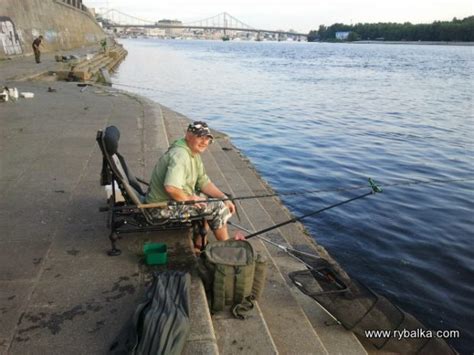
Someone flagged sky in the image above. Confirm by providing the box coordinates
[83,0,473,33]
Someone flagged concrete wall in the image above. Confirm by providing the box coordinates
[0,0,105,58]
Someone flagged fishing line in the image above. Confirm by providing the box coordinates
[108,82,473,198]
[222,177,474,203]
[228,177,473,218]
[139,176,473,209]
[112,81,176,96]
[383,177,473,189]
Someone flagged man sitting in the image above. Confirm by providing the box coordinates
[145,121,243,250]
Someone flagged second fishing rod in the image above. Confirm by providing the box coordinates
[238,178,382,240]
[138,176,472,210]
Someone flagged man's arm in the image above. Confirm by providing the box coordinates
[201,182,236,214]
[164,185,207,208]
[164,185,199,201]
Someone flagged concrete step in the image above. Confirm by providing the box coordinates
[151,105,222,354]
[56,47,126,81]
[74,52,108,70]
[160,107,280,354]
[182,275,219,355]
[203,140,330,355]
[169,110,367,354]
[207,130,368,355]
[56,55,110,81]
[161,109,333,354]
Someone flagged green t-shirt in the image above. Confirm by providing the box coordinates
[145,138,210,203]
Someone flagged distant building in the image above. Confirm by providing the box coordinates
[147,28,166,37]
[335,31,350,40]
[156,19,183,37]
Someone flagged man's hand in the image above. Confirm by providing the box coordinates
[189,195,207,209]
[234,231,246,240]
[224,200,236,214]
[165,185,207,208]
[201,182,236,214]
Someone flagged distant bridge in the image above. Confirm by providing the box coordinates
[98,10,307,39]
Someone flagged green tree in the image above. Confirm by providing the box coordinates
[347,32,360,41]
[308,16,474,42]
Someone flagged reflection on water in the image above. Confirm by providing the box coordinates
[115,39,474,352]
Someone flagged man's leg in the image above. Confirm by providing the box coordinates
[164,200,232,246]
[34,50,41,63]
[213,225,229,241]
[205,201,232,241]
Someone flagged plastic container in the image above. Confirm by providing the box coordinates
[0,89,8,102]
[8,88,18,100]
[143,243,168,265]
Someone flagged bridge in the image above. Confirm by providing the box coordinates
[97,10,307,40]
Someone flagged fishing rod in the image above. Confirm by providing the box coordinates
[112,81,176,96]
[138,176,472,209]
[244,178,382,240]
[228,221,321,266]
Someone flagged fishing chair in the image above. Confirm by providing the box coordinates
[96,125,209,256]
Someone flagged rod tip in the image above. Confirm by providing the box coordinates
[368,178,383,193]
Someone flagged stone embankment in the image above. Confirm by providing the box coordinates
[0,41,127,84]
[56,43,128,81]
[0,45,369,354]
[1,0,105,59]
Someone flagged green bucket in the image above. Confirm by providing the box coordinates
[143,243,168,265]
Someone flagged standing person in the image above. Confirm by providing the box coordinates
[100,38,107,53]
[32,35,43,63]
[145,121,244,249]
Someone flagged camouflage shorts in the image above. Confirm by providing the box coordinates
[149,200,231,231]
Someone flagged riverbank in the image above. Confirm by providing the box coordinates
[0,47,370,354]
[353,40,474,46]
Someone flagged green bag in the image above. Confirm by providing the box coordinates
[198,240,268,319]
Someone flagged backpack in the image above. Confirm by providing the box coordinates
[198,240,268,319]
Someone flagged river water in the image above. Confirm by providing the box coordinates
[113,39,473,352]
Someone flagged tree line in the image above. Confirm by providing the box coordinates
[308,16,474,42]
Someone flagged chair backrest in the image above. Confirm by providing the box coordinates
[97,126,146,206]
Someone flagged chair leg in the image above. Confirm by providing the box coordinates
[192,219,208,252]
[107,231,122,256]
[199,222,208,252]
[107,211,123,256]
